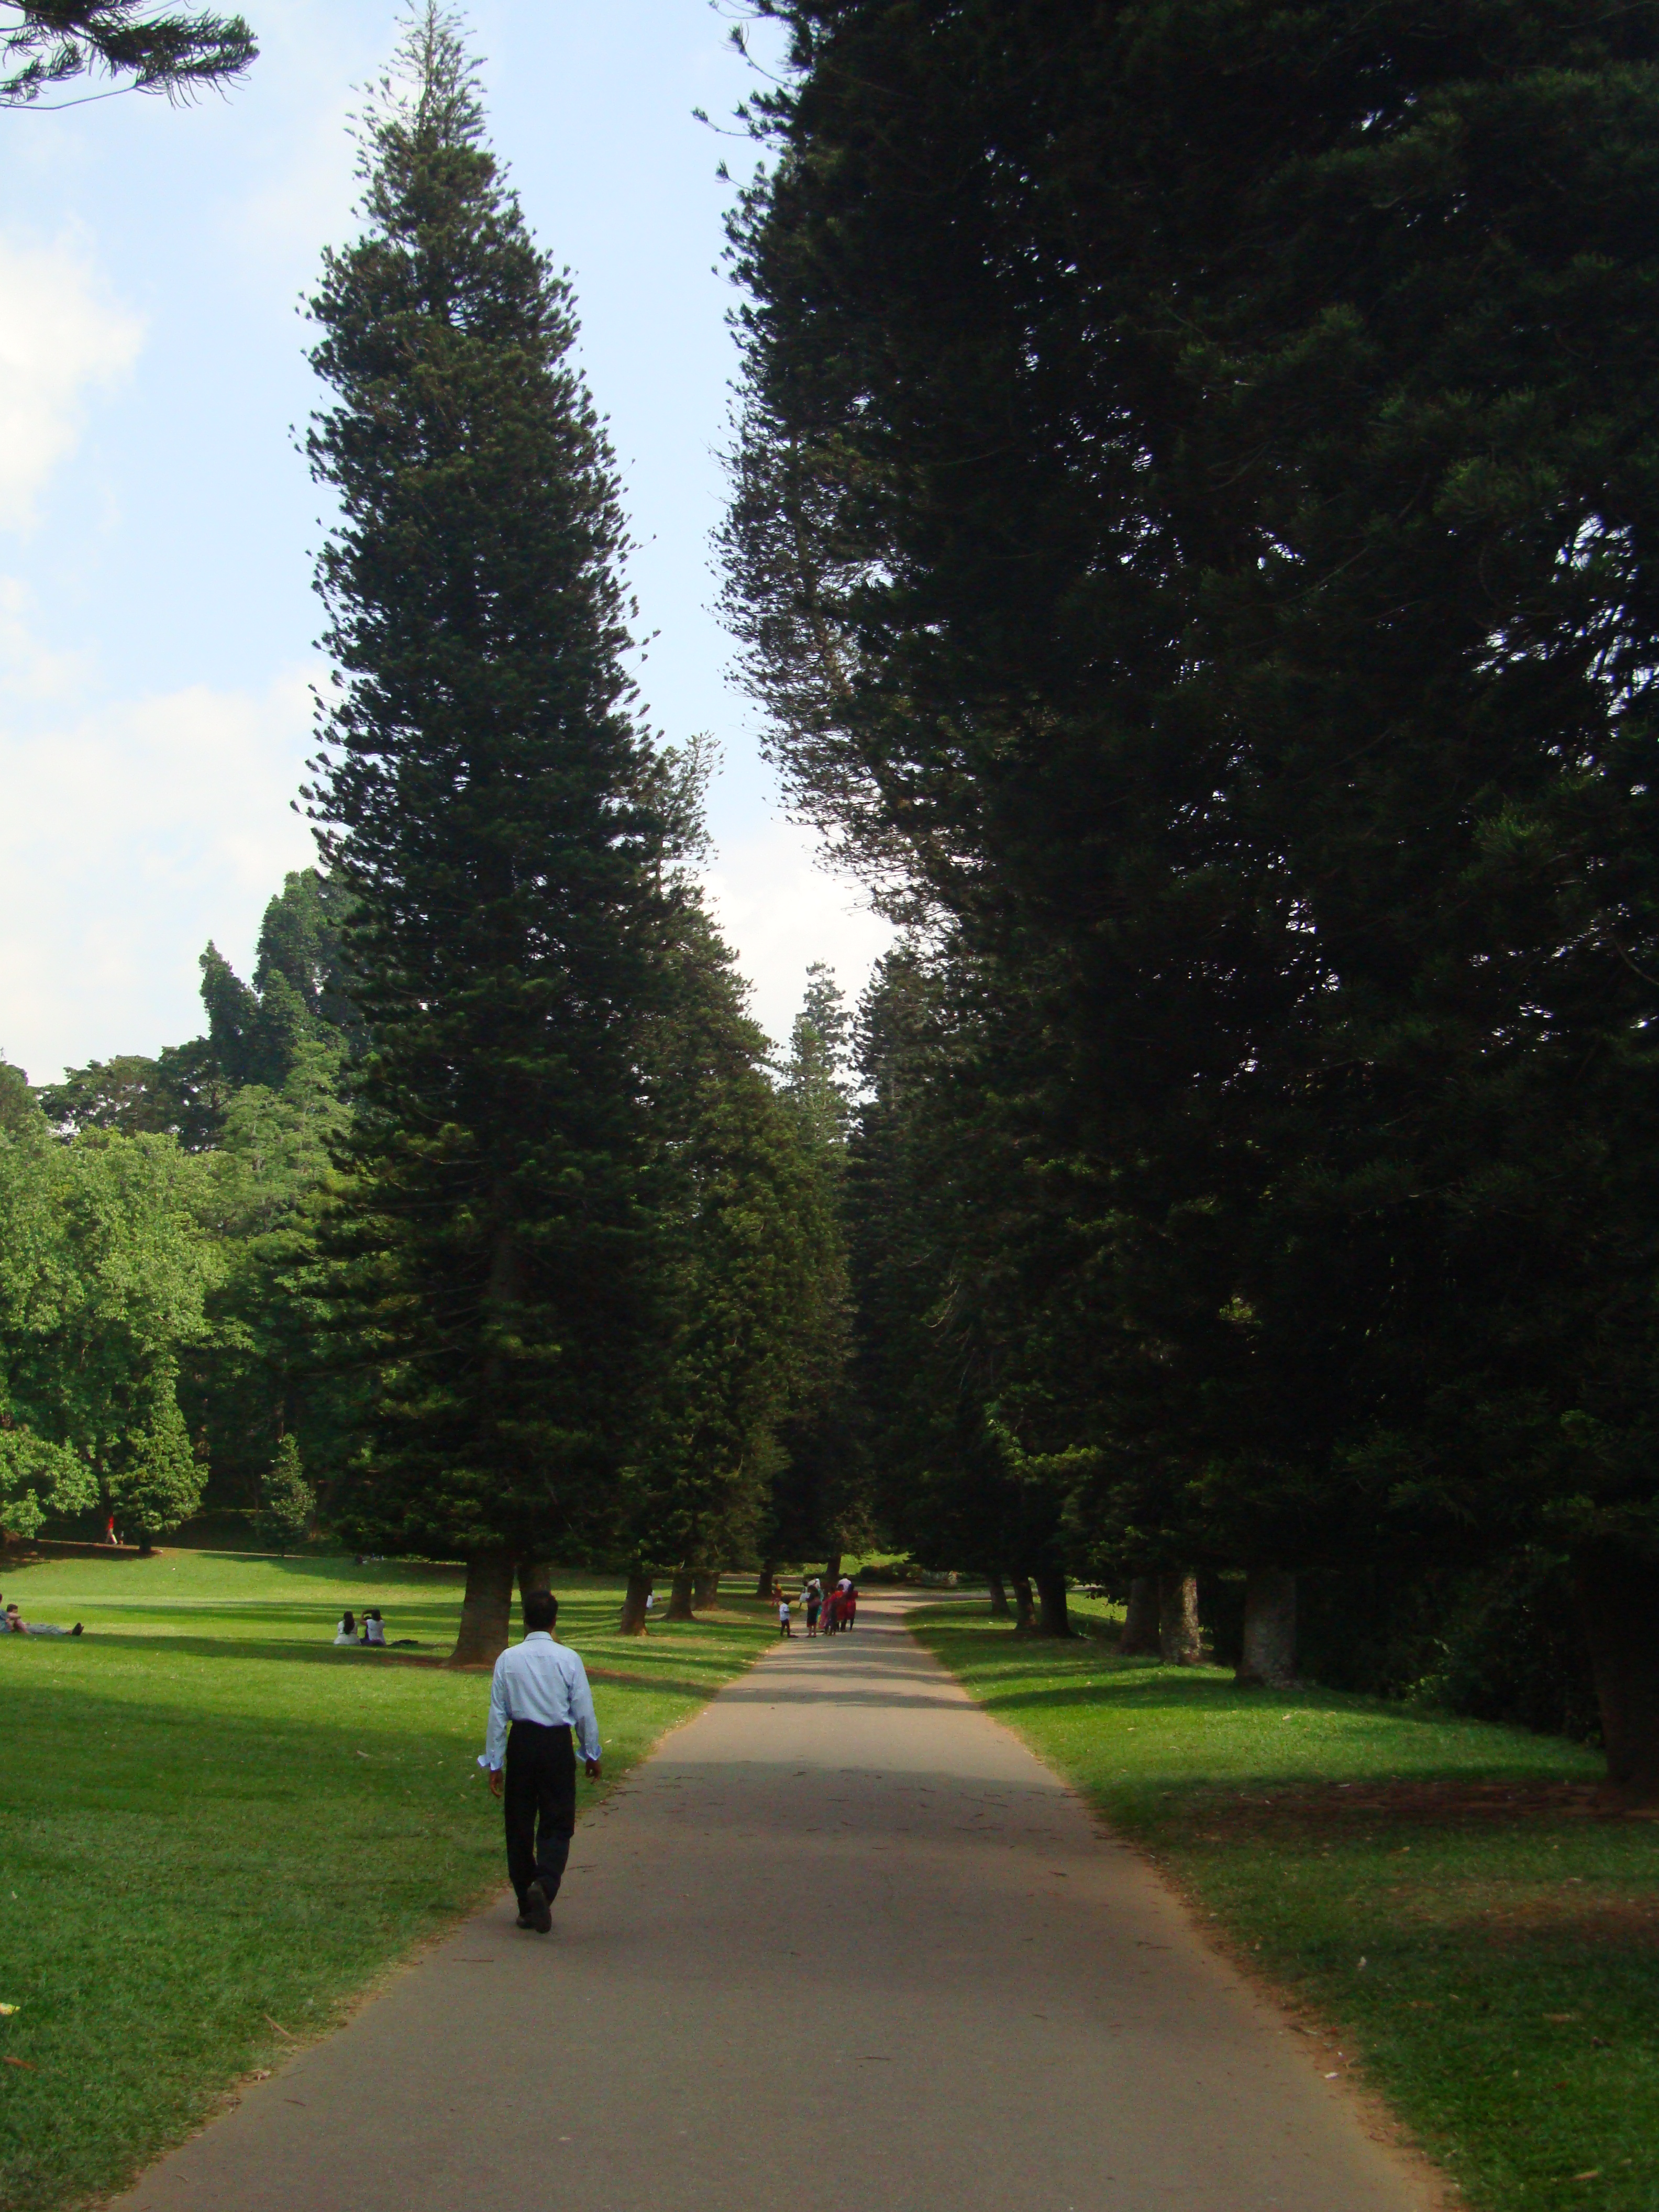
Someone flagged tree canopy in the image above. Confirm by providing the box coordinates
[0,2,255,108]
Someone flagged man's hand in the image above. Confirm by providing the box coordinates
[488,1766,503,1798]
[585,1757,602,1780]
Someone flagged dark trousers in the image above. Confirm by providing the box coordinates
[504,1719,576,1910]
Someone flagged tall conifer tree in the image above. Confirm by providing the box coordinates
[305,6,669,1661]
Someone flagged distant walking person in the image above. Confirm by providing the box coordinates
[805,1581,822,1636]
[778,1594,793,1639]
[822,1587,840,1635]
[842,1582,857,1632]
[481,1589,602,1934]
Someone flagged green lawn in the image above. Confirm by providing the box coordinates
[0,1550,772,2212]
[912,1600,1659,2212]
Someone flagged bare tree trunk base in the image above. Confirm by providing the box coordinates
[1158,1570,1202,1665]
[755,1558,777,1598]
[988,1572,1011,1620]
[693,1569,721,1611]
[1012,1574,1036,1633]
[450,1546,515,1666]
[1035,1568,1071,1637]
[666,1566,695,1622]
[618,1572,653,1636]
[1118,1575,1160,1655]
[1575,1544,1659,1807]
[1236,1567,1297,1687]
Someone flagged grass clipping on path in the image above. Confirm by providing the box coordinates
[911,1600,1658,2212]
[0,1551,772,2212]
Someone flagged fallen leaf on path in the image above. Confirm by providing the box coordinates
[249,2070,272,2081]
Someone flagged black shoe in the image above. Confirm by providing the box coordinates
[515,1908,537,1929]
[525,1880,552,1933]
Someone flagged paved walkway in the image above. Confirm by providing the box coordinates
[115,1599,1431,2212]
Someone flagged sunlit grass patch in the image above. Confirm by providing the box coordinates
[0,1551,770,2212]
[912,1601,1657,2212]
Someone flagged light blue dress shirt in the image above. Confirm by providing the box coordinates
[482,1631,601,1771]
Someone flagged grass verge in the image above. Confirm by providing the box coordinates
[911,1599,1658,2212]
[0,1550,771,2211]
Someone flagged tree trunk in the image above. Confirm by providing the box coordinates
[755,1558,777,1598]
[1035,1568,1070,1638]
[987,1572,1011,1619]
[693,1568,722,1611]
[1236,1568,1297,1687]
[518,1560,552,1612]
[1118,1575,1161,1654]
[450,1546,515,1666]
[1157,1570,1202,1665]
[1573,1544,1659,1806]
[618,1572,653,1636]
[823,1551,842,1592]
[1011,1573,1036,1633]
[666,1564,695,1622]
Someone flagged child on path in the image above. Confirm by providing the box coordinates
[778,1594,793,1638]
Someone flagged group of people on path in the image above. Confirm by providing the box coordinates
[778,1573,857,1639]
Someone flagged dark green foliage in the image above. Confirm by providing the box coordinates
[756,964,862,1567]
[304,8,674,1566]
[726,0,1659,1767]
[0,1,256,107]
[0,1057,36,1135]
[618,924,845,1578]
[41,871,354,1150]
[39,1043,223,1150]
[258,1434,315,1553]
[113,1367,205,1544]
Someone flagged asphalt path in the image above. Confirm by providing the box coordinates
[113,1596,1433,2212]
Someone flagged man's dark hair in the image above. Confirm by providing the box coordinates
[523,1589,558,1632]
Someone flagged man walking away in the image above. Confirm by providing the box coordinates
[480,1589,601,1933]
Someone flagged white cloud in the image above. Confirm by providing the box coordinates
[701,819,894,1050]
[0,233,143,530]
[0,665,319,1084]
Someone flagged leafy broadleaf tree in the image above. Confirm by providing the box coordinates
[0,2,256,108]
[305,7,675,1662]
[0,1109,216,1544]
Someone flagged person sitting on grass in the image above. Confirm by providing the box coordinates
[2,1600,83,1638]
[334,1609,358,1645]
[364,1608,387,1646]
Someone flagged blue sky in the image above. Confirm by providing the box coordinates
[0,0,888,1083]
